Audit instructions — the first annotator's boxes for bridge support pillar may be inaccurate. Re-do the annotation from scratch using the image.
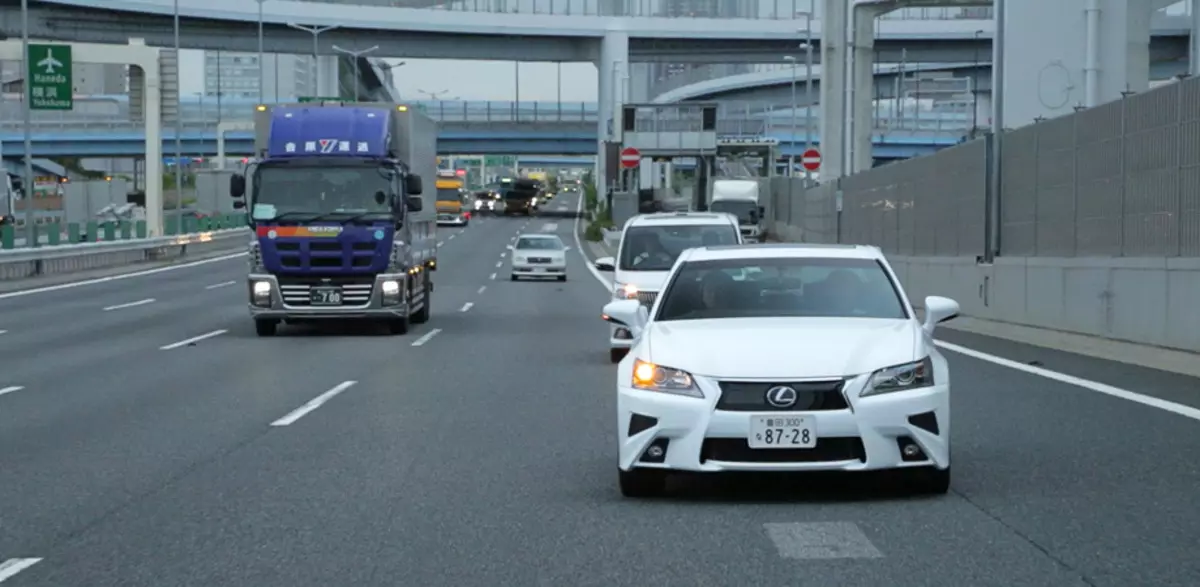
[850,4,886,176]
[819,0,847,182]
[0,39,164,236]
[597,30,629,196]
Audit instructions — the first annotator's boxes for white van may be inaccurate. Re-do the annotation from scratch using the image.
[592,212,743,363]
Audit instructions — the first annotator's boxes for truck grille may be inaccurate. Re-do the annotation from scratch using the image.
[527,257,552,264]
[277,276,374,307]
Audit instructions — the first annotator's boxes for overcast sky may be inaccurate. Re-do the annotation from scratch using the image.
[179,52,599,102]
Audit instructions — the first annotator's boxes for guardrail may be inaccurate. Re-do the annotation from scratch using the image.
[0,226,251,282]
[2,214,249,249]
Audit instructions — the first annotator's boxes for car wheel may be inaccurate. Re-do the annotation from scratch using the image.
[510,274,519,281]
[557,275,567,282]
[610,348,627,363]
[618,468,667,498]
[254,319,278,337]
[908,466,951,495]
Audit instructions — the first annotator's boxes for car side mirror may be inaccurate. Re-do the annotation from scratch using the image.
[230,174,245,198]
[406,196,423,212]
[922,295,960,334]
[602,299,646,337]
[594,256,615,272]
[405,174,423,196]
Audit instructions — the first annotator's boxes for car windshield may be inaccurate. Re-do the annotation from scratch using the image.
[709,200,758,224]
[515,236,564,250]
[251,164,392,220]
[618,224,739,271]
[655,257,909,321]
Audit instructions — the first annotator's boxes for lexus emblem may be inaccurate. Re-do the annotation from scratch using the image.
[765,386,798,408]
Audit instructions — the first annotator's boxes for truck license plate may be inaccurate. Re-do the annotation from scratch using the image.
[310,287,342,305]
[748,415,817,449]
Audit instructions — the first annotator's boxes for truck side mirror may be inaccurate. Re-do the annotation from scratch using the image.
[406,196,423,212]
[758,205,765,217]
[230,174,245,198]
[405,174,423,196]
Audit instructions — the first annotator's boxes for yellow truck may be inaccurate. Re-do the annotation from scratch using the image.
[435,170,469,226]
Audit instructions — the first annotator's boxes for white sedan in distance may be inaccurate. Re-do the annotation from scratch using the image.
[601,243,960,498]
[509,233,568,281]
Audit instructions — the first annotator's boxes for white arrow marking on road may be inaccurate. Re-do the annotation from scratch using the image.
[103,298,156,311]
[270,381,357,426]
[0,558,42,582]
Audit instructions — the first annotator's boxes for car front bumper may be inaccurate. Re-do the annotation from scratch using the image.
[616,376,949,474]
[247,273,412,320]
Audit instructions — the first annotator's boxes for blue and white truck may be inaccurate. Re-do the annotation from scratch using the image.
[229,101,439,336]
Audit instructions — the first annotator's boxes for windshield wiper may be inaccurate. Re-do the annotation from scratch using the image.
[267,212,321,222]
[311,211,391,223]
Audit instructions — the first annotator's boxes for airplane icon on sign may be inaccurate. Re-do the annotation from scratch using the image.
[36,49,63,74]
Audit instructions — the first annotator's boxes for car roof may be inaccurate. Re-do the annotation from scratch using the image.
[682,243,884,262]
[625,212,737,228]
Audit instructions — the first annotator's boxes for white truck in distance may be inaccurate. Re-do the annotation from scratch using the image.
[709,179,765,242]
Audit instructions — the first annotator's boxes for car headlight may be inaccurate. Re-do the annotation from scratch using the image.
[514,255,526,263]
[614,282,637,299]
[248,241,264,272]
[632,359,702,398]
[860,357,935,397]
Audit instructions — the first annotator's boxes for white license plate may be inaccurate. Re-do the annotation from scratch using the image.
[748,415,817,449]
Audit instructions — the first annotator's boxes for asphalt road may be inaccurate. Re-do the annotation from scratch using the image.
[2,196,1199,586]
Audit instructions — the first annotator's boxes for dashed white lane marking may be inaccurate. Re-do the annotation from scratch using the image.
[568,192,1200,425]
[103,298,156,311]
[0,330,7,335]
[160,329,227,350]
[460,302,474,312]
[495,261,502,268]
[0,252,245,300]
[270,381,356,426]
[437,241,444,246]
[449,234,456,239]
[764,523,883,559]
[0,558,43,582]
[410,328,443,347]
[0,386,25,397]
[477,285,487,294]
[499,252,506,259]
[489,273,496,280]
[205,280,236,290]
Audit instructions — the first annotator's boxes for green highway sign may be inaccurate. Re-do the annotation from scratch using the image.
[27,43,73,111]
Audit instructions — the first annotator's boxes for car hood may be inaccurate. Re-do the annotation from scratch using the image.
[643,317,920,379]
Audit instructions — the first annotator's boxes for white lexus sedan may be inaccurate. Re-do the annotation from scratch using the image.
[601,243,960,498]
[509,233,568,281]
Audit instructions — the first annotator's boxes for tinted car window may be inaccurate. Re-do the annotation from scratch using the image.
[655,257,908,321]
[515,236,564,250]
[618,224,739,271]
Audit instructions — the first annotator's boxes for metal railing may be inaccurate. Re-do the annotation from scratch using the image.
[0,100,975,137]
[293,0,992,21]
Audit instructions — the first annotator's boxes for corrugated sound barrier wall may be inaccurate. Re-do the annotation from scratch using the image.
[767,76,1200,352]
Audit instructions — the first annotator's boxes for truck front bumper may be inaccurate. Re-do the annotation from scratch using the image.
[247,272,411,320]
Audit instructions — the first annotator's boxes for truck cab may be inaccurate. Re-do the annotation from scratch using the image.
[229,102,438,337]
[435,170,469,226]
[709,179,766,242]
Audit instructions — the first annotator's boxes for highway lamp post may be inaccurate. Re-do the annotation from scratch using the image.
[784,55,797,177]
[514,62,520,122]
[972,29,983,136]
[172,0,184,231]
[256,0,266,103]
[331,45,379,101]
[987,0,1006,261]
[287,23,338,95]
[20,0,33,243]
[799,12,814,177]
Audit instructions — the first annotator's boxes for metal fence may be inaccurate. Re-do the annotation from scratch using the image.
[773,75,1200,258]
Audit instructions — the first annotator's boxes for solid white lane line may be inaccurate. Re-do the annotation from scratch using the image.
[489,273,496,280]
[574,192,613,289]
[270,381,356,426]
[460,302,474,312]
[160,329,227,350]
[205,280,236,290]
[0,386,25,397]
[103,298,156,311]
[410,329,443,347]
[0,558,43,582]
[0,252,246,301]
[477,285,487,294]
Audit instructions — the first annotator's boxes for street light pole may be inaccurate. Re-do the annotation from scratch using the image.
[987,0,1006,260]
[287,23,338,95]
[801,12,814,165]
[784,56,797,177]
[172,0,184,231]
[972,29,982,136]
[417,89,451,101]
[332,45,379,101]
[514,61,520,121]
[20,0,33,244]
[256,0,266,103]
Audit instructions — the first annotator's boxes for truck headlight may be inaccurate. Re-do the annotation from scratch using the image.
[251,280,271,306]
[381,279,401,305]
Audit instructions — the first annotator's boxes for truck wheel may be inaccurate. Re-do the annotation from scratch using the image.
[410,277,431,324]
[255,319,278,337]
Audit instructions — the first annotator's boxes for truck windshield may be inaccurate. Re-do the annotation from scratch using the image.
[436,188,461,202]
[251,164,392,221]
[710,200,757,224]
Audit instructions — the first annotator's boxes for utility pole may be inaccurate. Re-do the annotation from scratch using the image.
[332,45,379,101]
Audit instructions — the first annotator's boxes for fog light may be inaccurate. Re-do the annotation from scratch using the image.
[646,445,664,459]
[381,280,400,295]
[902,444,921,457]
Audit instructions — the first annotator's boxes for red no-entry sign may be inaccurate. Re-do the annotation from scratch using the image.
[801,148,821,171]
[620,147,641,169]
